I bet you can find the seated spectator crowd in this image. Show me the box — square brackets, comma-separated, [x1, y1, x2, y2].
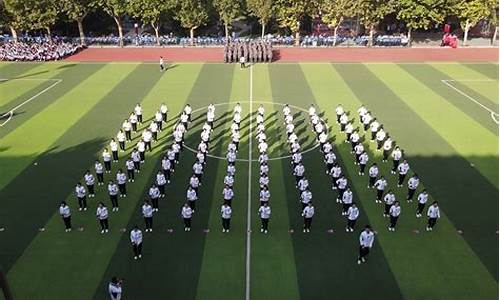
[0, 40, 85, 61]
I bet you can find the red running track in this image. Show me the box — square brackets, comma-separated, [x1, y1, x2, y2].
[66, 47, 498, 62]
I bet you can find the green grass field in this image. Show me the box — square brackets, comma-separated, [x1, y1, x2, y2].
[0, 61, 498, 300]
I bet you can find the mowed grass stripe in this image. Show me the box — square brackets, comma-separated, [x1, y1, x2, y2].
[269, 64, 403, 299]
[304, 63, 497, 300]
[464, 63, 499, 80]
[0, 63, 122, 191]
[370, 63, 498, 187]
[397, 64, 497, 135]
[93, 64, 235, 300]
[249, 64, 300, 300]
[0, 62, 42, 79]
[0, 64, 106, 139]
[196, 65, 247, 300]
[333, 63, 499, 281]
[5, 63, 165, 299]
[0, 63, 69, 110]
[432, 63, 498, 107]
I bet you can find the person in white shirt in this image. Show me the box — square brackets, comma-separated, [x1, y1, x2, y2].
[190, 174, 201, 191]
[339, 113, 348, 132]
[369, 118, 380, 141]
[96, 202, 109, 234]
[156, 171, 167, 197]
[382, 138, 393, 162]
[59, 201, 72, 232]
[416, 189, 428, 218]
[259, 174, 269, 189]
[300, 189, 312, 209]
[426, 201, 440, 231]
[368, 163, 379, 188]
[297, 177, 309, 191]
[184, 104, 192, 122]
[375, 128, 386, 151]
[259, 186, 270, 206]
[131, 149, 141, 172]
[291, 152, 302, 167]
[130, 225, 143, 259]
[324, 151, 336, 173]
[154, 110, 163, 131]
[361, 112, 372, 131]
[95, 160, 105, 185]
[391, 146, 402, 174]
[374, 176, 387, 203]
[397, 160, 410, 187]
[125, 158, 135, 182]
[308, 104, 316, 117]
[187, 186, 198, 212]
[130, 112, 138, 132]
[223, 185, 234, 205]
[357, 225, 375, 264]
[142, 130, 152, 152]
[193, 162, 203, 179]
[335, 104, 344, 123]
[302, 202, 315, 233]
[358, 152, 369, 175]
[160, 56, 165, 71]
[227, 164, 236, 176]
[142, 200, 154, 232]
[149, 121, 158, 141]
[137, 140, 146, 162]
[346, 203, 359, 232]
[283, 104, 291, 117]
[342, 188, 353, 215]
[388, 201, 401, 231]
[117, 130, 126, 152]
[122, 119, 132, 141]
[149, 184, 161, 211]
[134, 103, 143, 123]
[221, 203, 232, 233]
[116, 170, 127, 197]
[108, 180, 119, 211]
[108, 277, 123, 300]
[407, 174, 419, 201]
[110, 139, 119, 162]
[84, 170, 95, 197]
[330, 164, 342, 189]
[75, 182, 87, 211]
[160, 102, 168, 121]
[357, 105, 367, 123]
[258, 202, 271, 233]
[180, 203, 194, 231]
[102, 149, 112, 173]
[383, 190, 396, 217]
[227, 150, 237, 165]
[336, 176, 348, 202]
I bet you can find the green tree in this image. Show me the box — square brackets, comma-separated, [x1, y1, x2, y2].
[274, 0, 317, 46]
[353, 0, 395, 46]
[173, 0, 209, 45]
[98, 0, 128, 47]
[247, 0, 273, 38]
[214, 0, 244, 41]
[19, 0, 60, 41]
[0, 0, 16, 41]
[490, 5, 498, 45]
[320, 0, 354, 46]
[61, 0, 97, 45]
[396, 0, 449, 46]
[127, 0, 172, 45]
[455, 0, 497, 46]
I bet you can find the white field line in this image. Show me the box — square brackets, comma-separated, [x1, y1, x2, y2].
[245, 64, 253, 300]
[441, 79, 499, 125]
[0, 78, 63, 127]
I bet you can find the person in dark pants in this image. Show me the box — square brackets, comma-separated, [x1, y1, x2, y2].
[108, 181, 119, 212]
[96, 202, 109, 234]
[130, 225, 143, 260]
[426, 201, 440, 231]
[84, 170, 95, 198]
[142, 200, 154, 232]
[181, 203, 193, 231]
[59, 201, 72, 232]
[346, 203, 359, 232]
[357, 225, 375, 264]
[95, 160, 104, 185]
[258, 202, 271, 233]
[388, 201, 401, 231]
[75, 182, 87, 211]
[415, 190, 428, 218]
[221, 203, 232, 233]
[302, 202, 315, 233]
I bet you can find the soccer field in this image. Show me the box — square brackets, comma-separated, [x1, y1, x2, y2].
[0, 61, 498, 300]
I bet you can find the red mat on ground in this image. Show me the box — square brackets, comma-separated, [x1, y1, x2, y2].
[66, 47, 498, 62]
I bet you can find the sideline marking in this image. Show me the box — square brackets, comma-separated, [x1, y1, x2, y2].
[0, 78, 63, 127]
[441, 79, 499, 125]
[245, 64, 253, 300]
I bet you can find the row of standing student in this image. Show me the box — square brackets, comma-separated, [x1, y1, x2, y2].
[255, 105, 272, 233]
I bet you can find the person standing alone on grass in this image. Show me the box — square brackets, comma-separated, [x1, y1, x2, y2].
[130, 226, 143, 260]
[59, 201, 72, 232]
[358, 225, 375, 264]
[221, 203, 232, 233]
[108, 277, 122, 300]
[258, 202, 271, 233]
[160, 56, 165, 72]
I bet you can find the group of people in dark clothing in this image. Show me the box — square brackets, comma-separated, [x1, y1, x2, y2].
[223, 41, 273, 64]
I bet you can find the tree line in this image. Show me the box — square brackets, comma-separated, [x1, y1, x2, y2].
[0, 0, 498, 47]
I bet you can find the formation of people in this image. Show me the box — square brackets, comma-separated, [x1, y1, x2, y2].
[223, 41, 273, 64]
[59, 100, 441, 264]
[0, 40, 84, 61]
